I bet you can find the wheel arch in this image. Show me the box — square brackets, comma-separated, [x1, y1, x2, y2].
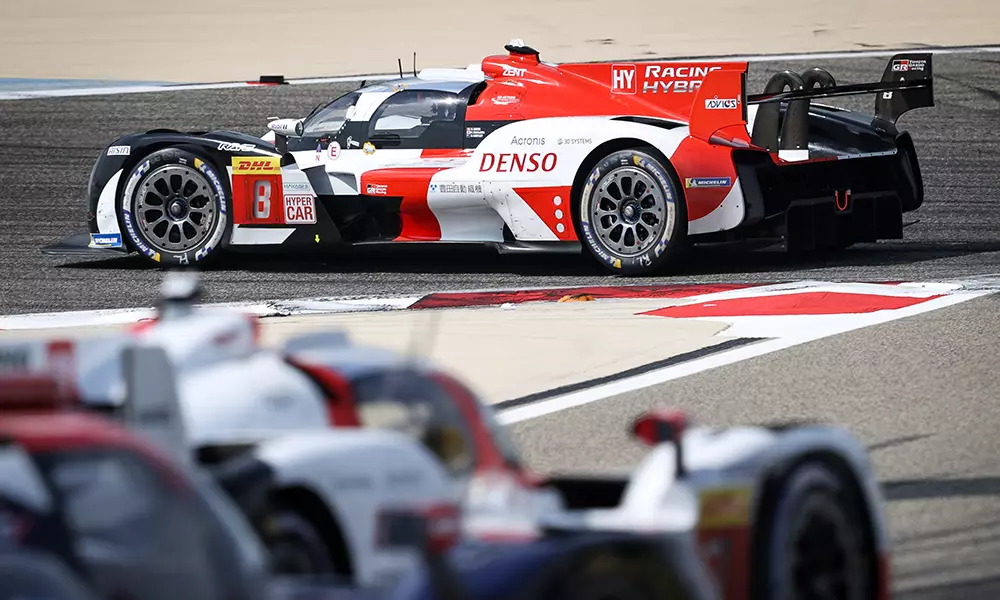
[111, 131, 277, 251]
[270, 484, 356, 579]
[748, 450, 881, 600]
[568, 137, 688, 233]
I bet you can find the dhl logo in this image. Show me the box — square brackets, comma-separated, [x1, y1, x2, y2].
[231, 156, 281, 174]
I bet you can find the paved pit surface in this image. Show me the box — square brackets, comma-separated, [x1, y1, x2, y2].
[2, 51, 1000, 597]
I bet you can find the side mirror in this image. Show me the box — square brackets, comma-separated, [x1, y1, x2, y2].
[369, 131, 403, 148]
[266, 118, 304, 138]
[630, 410, 688, 478]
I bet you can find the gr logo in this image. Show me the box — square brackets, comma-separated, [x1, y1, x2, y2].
[611, 64, 637, 94]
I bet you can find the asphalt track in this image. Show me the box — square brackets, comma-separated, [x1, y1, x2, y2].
[3, 52, 1000, 314]
[2, 52, 1000, 597]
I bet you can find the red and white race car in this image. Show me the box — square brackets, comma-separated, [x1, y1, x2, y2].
[46, 40, 933, 275]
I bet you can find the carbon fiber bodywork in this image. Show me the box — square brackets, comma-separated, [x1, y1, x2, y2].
[702, 106, 924, 250]
[84, 130, 282, 241]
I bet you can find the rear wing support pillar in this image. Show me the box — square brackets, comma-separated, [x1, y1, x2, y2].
[690, 53, 934, 155]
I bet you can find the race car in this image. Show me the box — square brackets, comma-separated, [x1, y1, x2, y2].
[0, 278, 486, 589]
[0, 357, 272, 600]
[0, 274, 892, 598]
[42, 40, 933, 275]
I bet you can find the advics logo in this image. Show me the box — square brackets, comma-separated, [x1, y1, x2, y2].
[704, 96, 740, 110]
[611, 64, 637, 94]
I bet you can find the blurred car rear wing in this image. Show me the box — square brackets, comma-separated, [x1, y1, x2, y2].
[690, 53, 934, 154]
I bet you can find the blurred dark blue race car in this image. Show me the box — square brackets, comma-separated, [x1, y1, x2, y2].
[270, 511, 719, 600]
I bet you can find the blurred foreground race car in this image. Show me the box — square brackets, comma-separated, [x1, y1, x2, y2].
[0, 275, 892, 599]
[43, 40, 933, 275]
[0, 360, 271, 600]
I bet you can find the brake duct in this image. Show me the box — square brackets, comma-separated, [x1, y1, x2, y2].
[750, 68, 837, 162]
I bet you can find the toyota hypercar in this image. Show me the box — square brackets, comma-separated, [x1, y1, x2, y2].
[43, 41, 933, 275]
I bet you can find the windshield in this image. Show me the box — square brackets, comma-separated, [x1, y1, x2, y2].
[302, 91, 361, 136]
[351, 370, 476, 475]
[473, 401, 523, 470]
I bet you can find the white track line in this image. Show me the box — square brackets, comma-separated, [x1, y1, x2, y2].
[2, 45, 997, 100]
[0, 297, 420, 330]
[0, 279, 982, 331]
[494, 290, 994, 424]
[0, 74, 399, 101]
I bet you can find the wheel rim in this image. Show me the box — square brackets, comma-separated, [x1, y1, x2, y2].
[134, 164, 218, 253]
[785, 493, 863, 600]
[269, 537, 323, 575]
[588, 166, 671, 258]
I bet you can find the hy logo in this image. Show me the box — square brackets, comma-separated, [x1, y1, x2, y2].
[611, 64, 637, 94]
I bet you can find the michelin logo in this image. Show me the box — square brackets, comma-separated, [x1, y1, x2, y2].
[685, 177, 732, 188]
[88, 233, 123, 248]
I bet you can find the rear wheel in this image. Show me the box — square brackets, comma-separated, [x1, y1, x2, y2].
[118, 148, 229, 267]
[757, 461, 873, 600]
[577, 148, 686, 275]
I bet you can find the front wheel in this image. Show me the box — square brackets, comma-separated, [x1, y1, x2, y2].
[577, 148, 687, 275]
[118, 148, 229, 267]
[263, 509, 336, 576]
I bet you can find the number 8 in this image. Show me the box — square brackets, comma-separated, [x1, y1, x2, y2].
[253, 180, 271, 219]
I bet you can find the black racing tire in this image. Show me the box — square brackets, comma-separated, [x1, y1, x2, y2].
[263, 509, 337, 576]
[754, 460, 873, 600]
[577, 148, 687, 276]
[118, 147, 230, 267]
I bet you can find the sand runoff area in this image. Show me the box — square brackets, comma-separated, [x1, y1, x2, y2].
[0, 0, 996, 82]
[0, 299, 734, 405]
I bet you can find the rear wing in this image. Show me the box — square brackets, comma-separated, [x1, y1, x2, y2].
[690, 53, 934, 153]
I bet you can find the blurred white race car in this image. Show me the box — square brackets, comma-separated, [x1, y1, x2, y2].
[0, 274, 892, 599]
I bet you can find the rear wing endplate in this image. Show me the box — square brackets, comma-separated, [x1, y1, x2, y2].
[690, 53, 934, 152]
